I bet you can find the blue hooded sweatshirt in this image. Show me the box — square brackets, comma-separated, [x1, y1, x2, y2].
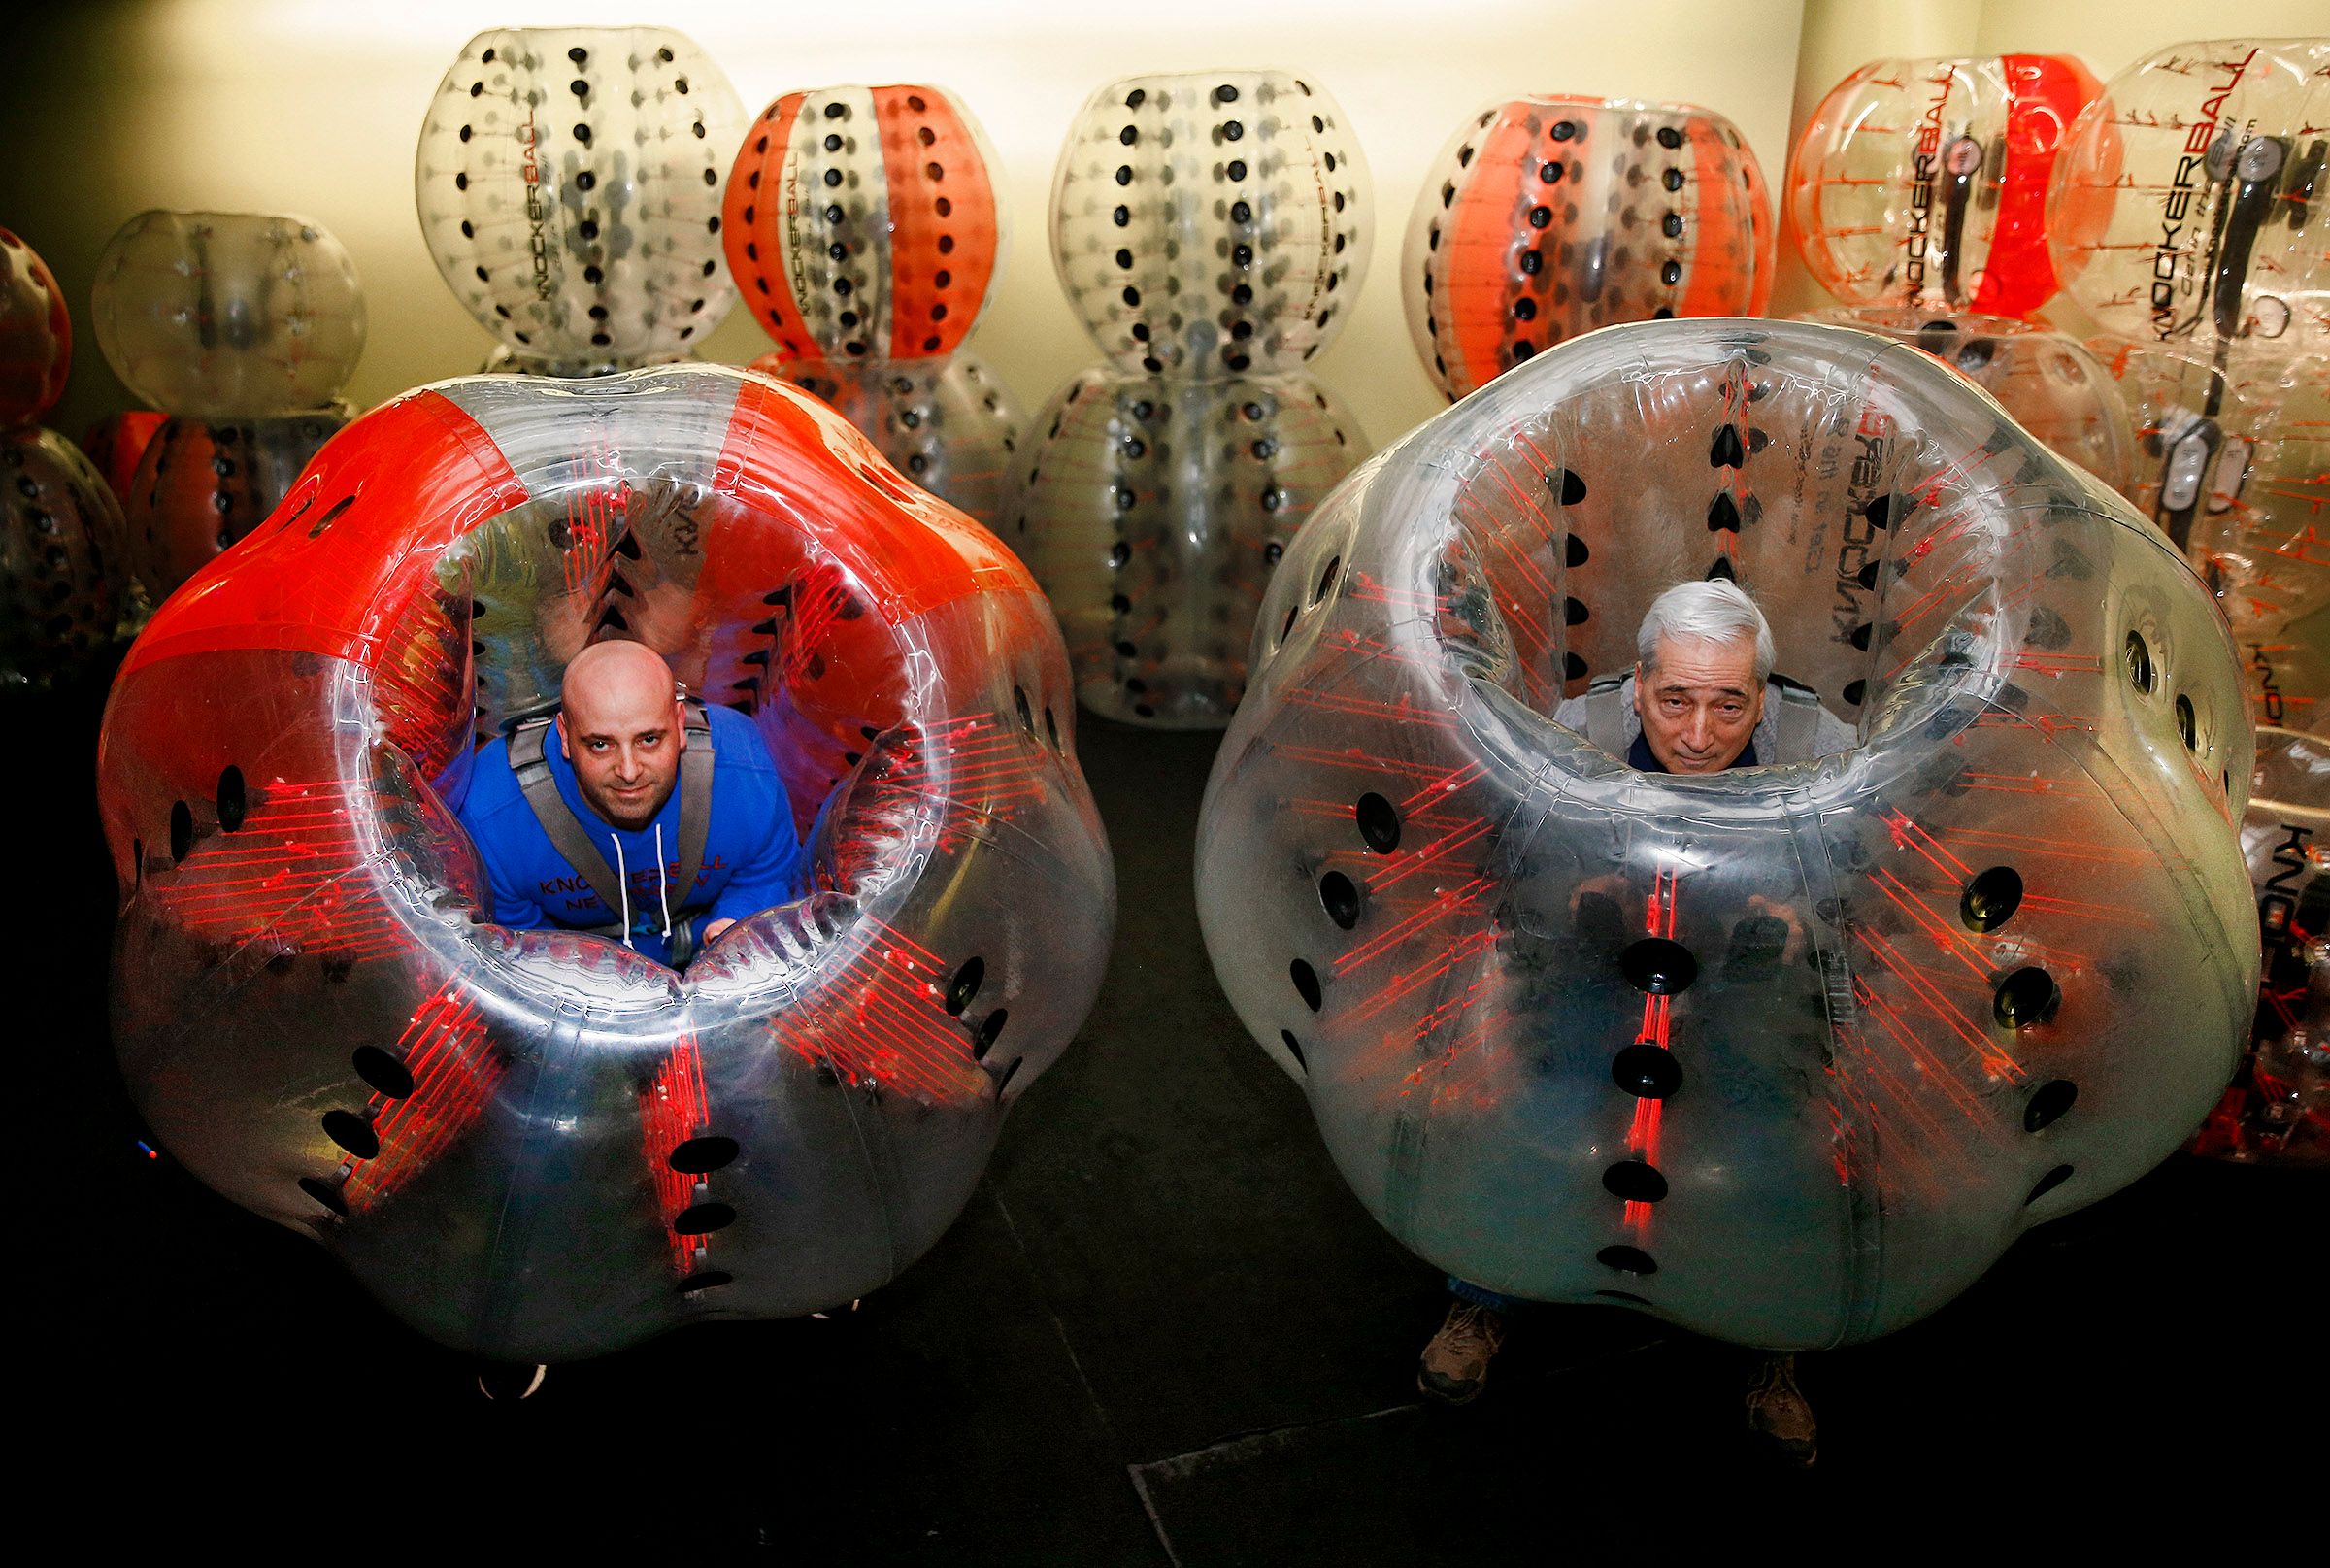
[455, 703, 805, 967]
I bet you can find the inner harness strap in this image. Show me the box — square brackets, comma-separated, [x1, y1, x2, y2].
[1579, 676, 1632, 755]
[508, 696, 716, 930]
[1768, 684, 1822, 765]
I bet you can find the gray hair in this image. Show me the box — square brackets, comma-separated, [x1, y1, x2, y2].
[1636, 579, 1775, 683]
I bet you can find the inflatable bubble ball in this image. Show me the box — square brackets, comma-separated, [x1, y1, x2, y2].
[122, 406, 351, 600]
[1008, 369, 1364, 726]
[2191, 725, 2328, 1163]
[90, 211, 366, 420]
[2238, 601, 2330, 737]
[756, 352, 1022, 526]
[2087, 342, 2328, 629]
[98, 363, 1115, 1361]
[1804, 307, 2134, 490]
[1, 227, 71, 427]
[1789, 54, 2100, 318]
[1197, 317, 2259, 1350]
[416, 27, 746, 375]
[83, 410, 166, 508]
[1407, 95, 1773, 401]
[2, 426, 131, 685]
[1051, 70, 1371, 376]
[2048, 39, 2329, 359]
[724, 83, 1004, 365]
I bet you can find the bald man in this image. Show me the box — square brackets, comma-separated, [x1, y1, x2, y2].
[455, 641, 805, 968]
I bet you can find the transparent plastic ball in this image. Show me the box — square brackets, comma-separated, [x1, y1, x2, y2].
[1198, 318, 2256, 1348]
[123, 407, 350, 599]
[97, 362, 1113, 1360]
[416, 28, 745, 374]
[1051, 71, 1371, 376]
[1407, 96, 1773, 401]
[1788, 54, 2100, 317]
[0, 228, 72, 427]
[2190, 725, 2330, 1164]
[2236, 601, 2330, 736]
[2047, 39, 2329, 360]
[2089, 341, 2328, 630]
[1, 426, 130, 683]
[82, 410, 167, 507]
[90, 211, 365, 419]
[725, 84, 1005, 365]
[1805, 307, 2134, 489]
[1007, 369, 1364, 726]
[757, 351, 1022, 524]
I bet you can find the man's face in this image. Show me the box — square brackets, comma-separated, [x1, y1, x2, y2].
[557, 671, 685, 831]
[1636, 634, 1764, 773]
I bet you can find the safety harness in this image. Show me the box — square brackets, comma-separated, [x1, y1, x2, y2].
[1572, 674, 1827, 766]
[507, 696, 716, 949]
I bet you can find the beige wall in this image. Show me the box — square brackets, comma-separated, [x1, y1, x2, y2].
[5, 0, 2319, 454]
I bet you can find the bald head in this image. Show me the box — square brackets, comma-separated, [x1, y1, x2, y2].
[555, 641, 686, 830]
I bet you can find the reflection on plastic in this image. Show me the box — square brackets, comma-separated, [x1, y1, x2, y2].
[1197, 318, 2257, 1350]
[1408, 96, 1773, 401]
[2191, 726, 2329, 1163]
[99, 363, 1115, 1361]
[1788, 54, 2099, 318]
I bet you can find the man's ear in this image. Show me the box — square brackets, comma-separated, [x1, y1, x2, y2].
[554, 711, 571, 761]
[674, 699, 688, 753]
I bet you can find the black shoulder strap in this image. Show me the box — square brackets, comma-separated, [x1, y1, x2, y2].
[1768, 682, 1823, 765]
[509, 716, 628, 915]
[669, 697, 716, 907]
[1581, 675, 1631, 754]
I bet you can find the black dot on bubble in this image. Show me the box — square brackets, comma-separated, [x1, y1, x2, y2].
[1612, 1043, 1681, 1099]
[673, 1202, 736, 1236]
[321, 1111, 379, 1160]
[1528, 205, 1551, 229]
[351, 1046, 414, 1100]
[1318, 871, 1360, 930]
[945, 953, 986, 1018]
[668, 1136, 740, 1175]
[972, 1010, 1011, 1061]
[1355, 792, 1401, 853]
[2124, 630, 2153, 692]
[298, 1176, 349, 1217]
[678, 1271, 732, 1295]
[1596, 1245, 1656, 1275]
[2026, 1164, 2074, 1204]
[216, 766, 246, 831]
[1280, 1030, 1306, 1069]
[1653, 306, 1675, 319]
[1228, 160, 1248, 181]
[1620, 937, 1696, 995]
[1709, 424, 1745, 467]
[1548, 468, 1586, 505]
[1552, 121, 1576, 142]
[1663, 214, 1684, 238]
[1222, 120, 1244, 141]
[2025, 1079, 2078, 1131]
[1115, 165, 1134, 185]
[1993, 967, 2060, 1029]
[1657, 126, 1683, 150]
[1960, 866, 2022, 931]
[2175, 694, 2196, 750]
[169, 800, 193, 863]
[1602, 1161, 1668, 1202]
[1290, 959, 1323, 1012]
[1841, 679, 1867, 706]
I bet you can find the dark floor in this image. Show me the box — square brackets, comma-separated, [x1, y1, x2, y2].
[24, 666, 2319, 1558]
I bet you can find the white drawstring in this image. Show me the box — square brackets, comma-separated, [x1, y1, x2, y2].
[652, 822, 673, 939]
[610, 833, 633, 950]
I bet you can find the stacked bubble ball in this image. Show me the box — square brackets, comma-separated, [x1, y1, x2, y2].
[98, 362, 1115, 1361]
[1804, 307, 2135, 490]
[1012, 71, 1372, 727]
[1788, 54, 2101, 318]
[722, 83, 1024, 524]
[1197, 318, 2258, 1349]
[2190, 725, 2329, 1164]
[90, 210, 367, 599]
[2047, 40, 2330, 738]
[1, 227, 131, 684]
[1407, 95, 1774, 401]
[416, 27, 745, 376]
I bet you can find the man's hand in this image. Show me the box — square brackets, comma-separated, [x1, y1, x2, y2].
[701, 917, 735, 945]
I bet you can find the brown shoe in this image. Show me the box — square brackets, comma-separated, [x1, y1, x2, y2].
[1417, 1300, 1506, 1406]
[1745, 1352, 1817, 1466]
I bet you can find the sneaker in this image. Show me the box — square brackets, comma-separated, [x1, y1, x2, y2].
[477, 1362, 548, 1401]
[1744, 1352, 1816, 1466]
[1417, 1300, 1506, 1406]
